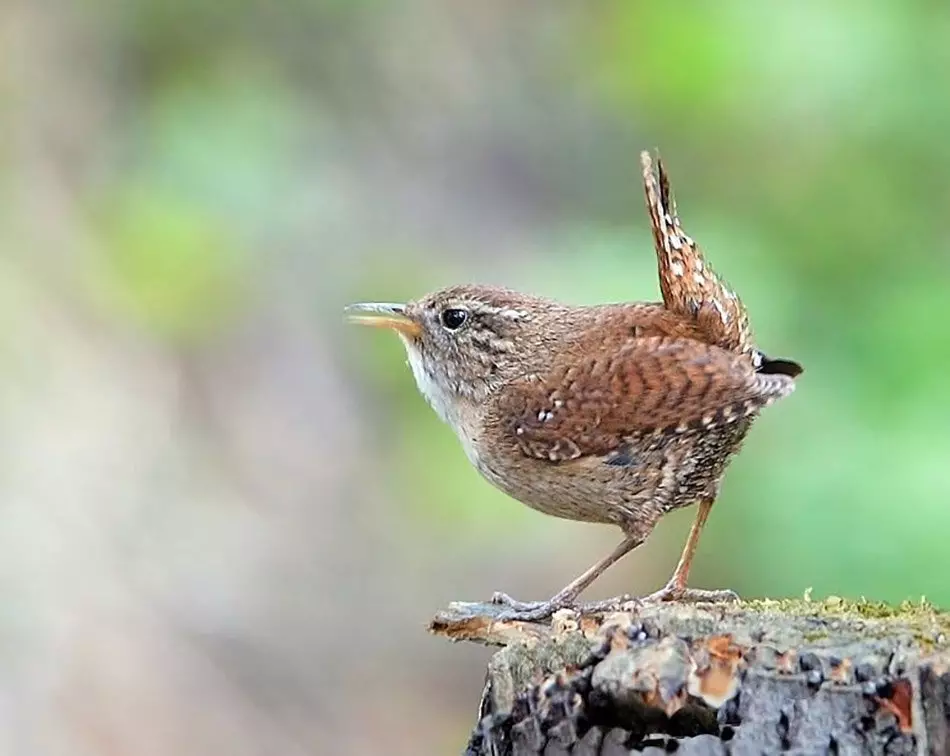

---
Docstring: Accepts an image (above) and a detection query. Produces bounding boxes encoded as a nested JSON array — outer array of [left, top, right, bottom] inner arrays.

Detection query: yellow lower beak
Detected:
[[344, 302, 422, 338]]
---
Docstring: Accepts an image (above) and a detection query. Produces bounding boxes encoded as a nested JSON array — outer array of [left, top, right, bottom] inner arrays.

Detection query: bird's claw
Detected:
[[640, 583, 739, 604], [489, 584, 737, 623], [490, 591, 544, 611], [491, 591, 575, 622]]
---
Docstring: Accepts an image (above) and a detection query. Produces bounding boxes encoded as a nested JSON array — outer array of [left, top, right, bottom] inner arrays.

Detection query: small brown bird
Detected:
[[346, 152, 802, 621]]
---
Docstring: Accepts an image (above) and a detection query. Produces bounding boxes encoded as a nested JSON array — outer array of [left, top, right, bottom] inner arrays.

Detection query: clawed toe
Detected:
[[682, 587, 739, 603], [641, 583, 739, 604], [490, 591, 577, 622], [489, 583, 737, 622], [491, 592, 546, 612], [492, 594, 639, 622], [495, 604, 558, 622]]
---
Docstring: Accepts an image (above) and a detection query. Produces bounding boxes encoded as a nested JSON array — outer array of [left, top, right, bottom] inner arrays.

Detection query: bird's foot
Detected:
[[640, 582, 739, 604], [490, 592, 544, 612], [490, 591, 577, 622], [487, 584, 736, 622], [490, 591, 644, 621], [553, 586, 737, 619]]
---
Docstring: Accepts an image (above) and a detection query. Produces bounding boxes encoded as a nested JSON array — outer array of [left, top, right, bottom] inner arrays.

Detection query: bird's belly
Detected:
[[473, 422, 753, 533], [473, 450, 664, 528]]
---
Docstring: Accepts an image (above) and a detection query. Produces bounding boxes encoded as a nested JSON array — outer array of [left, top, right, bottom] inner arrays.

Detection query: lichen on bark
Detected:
[[431, 596, 950, 755]]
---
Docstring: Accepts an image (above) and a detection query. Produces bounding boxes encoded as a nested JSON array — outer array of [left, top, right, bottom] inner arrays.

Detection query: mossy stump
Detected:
[[430, 597, 950, 755]]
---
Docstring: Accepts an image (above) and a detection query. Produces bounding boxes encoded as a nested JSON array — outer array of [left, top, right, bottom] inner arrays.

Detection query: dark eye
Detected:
[[440, 308, 468, 330]]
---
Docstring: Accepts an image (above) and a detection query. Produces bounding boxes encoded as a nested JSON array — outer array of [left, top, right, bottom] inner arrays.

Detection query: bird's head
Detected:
[[346, 284, 563, 423]]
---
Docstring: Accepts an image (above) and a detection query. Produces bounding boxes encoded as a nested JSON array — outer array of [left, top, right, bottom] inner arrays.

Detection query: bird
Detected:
[[345, 151, 802, 621]]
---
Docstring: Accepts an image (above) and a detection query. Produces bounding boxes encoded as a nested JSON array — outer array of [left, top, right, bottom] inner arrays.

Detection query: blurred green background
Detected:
[[2, 1, 949, 753]]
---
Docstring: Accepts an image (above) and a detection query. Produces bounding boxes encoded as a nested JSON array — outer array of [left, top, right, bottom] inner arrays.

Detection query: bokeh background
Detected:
[[2, 1, 949, 753]]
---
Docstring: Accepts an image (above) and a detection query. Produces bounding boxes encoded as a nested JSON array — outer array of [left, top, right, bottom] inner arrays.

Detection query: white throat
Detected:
[[399, 337, 488, 469], [400, 338, 458, 427]]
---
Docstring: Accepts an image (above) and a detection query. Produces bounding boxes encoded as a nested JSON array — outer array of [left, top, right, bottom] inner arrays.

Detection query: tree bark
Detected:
[[429, 597, 950, 755]]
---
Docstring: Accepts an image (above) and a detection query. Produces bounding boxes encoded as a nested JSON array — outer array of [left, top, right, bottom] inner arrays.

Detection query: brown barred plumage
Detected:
[[346, 151, 802, 621]]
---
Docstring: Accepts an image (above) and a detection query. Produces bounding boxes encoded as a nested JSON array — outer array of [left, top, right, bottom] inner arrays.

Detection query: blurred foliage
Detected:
[[89, 188, 245, 340]]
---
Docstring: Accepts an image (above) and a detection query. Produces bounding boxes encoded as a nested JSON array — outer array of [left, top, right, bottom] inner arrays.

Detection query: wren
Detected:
[[345, 151, 802, 621]]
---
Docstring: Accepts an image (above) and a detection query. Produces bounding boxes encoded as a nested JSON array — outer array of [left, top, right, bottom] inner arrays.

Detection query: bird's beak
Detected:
[[344, 302, 422, 338]]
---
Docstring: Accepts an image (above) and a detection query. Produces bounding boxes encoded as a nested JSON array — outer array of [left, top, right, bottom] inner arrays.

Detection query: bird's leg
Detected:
[[640, 498, 738, 603], [491, 499, 734, 623], [491, 534, 643, 621]]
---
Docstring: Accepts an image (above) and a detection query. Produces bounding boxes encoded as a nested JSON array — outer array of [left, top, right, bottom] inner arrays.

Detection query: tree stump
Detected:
[[429, 597, 950, 755]]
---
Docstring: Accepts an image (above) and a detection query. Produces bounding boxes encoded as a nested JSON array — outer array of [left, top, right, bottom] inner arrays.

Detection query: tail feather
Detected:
[[641, 150, 755, 357], [757, 355, 804, 378]]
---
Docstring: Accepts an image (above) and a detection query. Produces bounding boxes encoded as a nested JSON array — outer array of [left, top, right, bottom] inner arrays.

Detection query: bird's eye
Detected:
[[440, 308, 468, 331]]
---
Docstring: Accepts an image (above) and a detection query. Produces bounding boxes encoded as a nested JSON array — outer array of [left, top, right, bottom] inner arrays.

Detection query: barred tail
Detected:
[[640, 150, 755, 357]]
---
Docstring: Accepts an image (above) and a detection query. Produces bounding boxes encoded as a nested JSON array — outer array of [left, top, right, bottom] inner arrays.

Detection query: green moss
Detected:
[[734, 593, 950, 648], [740, 594, 939, 620]]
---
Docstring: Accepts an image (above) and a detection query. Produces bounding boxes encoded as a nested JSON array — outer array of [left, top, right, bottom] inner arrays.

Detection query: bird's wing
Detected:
[[491, 336, 795, 462], [640, 151, 755, 357]]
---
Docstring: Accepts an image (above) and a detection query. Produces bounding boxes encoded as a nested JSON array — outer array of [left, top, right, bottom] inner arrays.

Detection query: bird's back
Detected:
[[467, 154, 801, 534]]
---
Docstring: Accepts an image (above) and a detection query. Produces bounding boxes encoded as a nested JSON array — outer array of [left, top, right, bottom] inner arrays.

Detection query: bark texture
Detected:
[[429, 597, 950, 755]]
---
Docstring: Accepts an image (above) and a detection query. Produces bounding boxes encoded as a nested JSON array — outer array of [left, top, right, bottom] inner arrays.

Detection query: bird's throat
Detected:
[[401, 338, 458, 427]]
